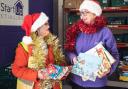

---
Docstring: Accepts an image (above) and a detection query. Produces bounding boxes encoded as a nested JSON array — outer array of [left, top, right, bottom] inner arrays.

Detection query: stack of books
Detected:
[[71, 42, 115, 81]]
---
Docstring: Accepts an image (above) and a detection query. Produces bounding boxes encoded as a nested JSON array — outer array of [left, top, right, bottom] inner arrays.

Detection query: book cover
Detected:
[[71, 42, 116, 81]]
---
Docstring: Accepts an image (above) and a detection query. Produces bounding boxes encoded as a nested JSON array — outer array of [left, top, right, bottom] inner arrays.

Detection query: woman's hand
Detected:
[[73, 57, 78, 64], [73, 57, 85, 65], [38, 69, 49, 80]]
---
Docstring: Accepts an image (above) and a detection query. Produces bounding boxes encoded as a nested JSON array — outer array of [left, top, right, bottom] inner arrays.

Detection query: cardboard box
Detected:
[[111, 0, 128, 7], [68, 14, 80, 24], [64, 0, 77, 9], [76, 0, 84, 9], [99, 0, 110, 8], [107, 17, 127, 25], [127, 17, 128, 24]]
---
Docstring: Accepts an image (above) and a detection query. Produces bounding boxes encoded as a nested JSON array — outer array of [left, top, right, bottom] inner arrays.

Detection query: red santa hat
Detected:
[[21, 12, 49, 45], [79, 0, 102, 16]]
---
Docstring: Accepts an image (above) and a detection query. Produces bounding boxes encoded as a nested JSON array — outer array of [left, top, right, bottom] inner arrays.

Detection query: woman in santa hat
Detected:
[[12, 12, 71, 89], [64, 0, 119, 89]]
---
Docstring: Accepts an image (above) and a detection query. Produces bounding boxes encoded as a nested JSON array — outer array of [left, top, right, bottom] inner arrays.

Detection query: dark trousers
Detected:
[[71, 82, 107, 89]]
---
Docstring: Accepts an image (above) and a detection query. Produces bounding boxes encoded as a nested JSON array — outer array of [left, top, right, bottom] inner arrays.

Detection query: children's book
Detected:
[[47, 64, 72, 80], [71, 42, 116, 81]]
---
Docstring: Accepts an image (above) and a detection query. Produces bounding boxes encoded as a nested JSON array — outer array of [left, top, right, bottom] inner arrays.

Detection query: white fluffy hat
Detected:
[[22, 12, 49, 45], [79, 0, 102, 16]]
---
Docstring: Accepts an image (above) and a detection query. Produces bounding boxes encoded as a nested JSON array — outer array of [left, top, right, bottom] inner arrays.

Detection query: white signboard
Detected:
[[0, 0, 28, 26]]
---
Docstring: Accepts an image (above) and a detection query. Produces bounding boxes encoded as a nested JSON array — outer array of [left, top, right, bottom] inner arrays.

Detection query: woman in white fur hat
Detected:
[[64, 0, 119, 89], [11, 12, 71, 89]]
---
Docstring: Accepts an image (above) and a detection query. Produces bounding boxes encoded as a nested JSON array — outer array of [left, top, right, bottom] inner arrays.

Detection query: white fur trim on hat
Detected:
[[79, 0, 102, 16], [31, 12, 49, 32], [22, 36, 33, 45]]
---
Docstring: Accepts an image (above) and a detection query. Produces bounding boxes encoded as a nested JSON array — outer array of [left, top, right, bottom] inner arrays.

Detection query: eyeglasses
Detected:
[[80, 10, 90, 16], [44, 22, 49, 26]]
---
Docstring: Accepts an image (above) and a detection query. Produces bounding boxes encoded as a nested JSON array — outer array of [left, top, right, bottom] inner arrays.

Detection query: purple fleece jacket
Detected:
[[67, 27, 119, 87]]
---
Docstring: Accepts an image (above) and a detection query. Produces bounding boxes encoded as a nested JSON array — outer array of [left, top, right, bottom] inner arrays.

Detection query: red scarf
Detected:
[[64, 16, 107, 52]]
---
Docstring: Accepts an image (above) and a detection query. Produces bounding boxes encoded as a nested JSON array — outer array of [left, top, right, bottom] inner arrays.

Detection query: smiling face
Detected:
[[37, 21, 50, 38], [80, 9, 96, 25]]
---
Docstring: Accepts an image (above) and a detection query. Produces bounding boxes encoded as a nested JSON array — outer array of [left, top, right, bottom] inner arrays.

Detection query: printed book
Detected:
[[71, 42, 115, 81]]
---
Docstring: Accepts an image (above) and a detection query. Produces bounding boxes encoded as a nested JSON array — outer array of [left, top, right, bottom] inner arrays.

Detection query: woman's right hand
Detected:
[[73, 57, 78, 64], [38, 69, 49, 80]]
